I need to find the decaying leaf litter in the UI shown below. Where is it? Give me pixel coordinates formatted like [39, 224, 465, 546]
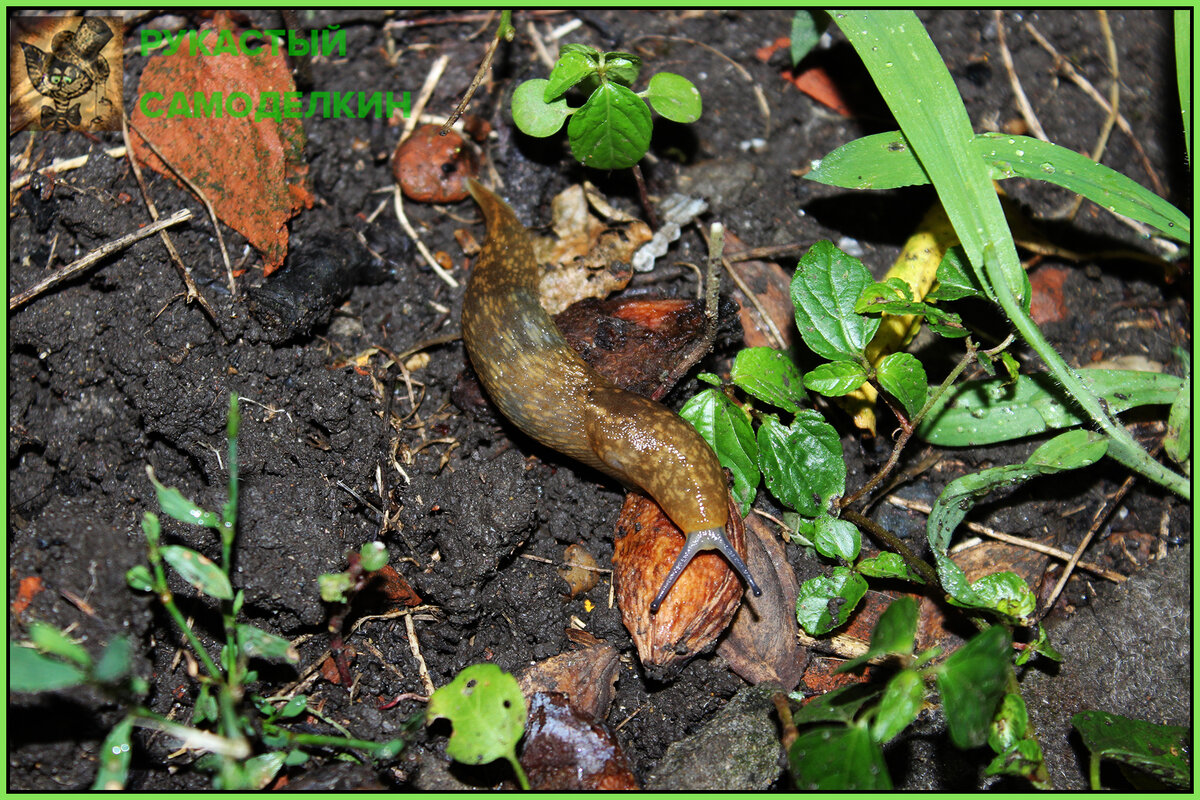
[7, 9, 1190, 791]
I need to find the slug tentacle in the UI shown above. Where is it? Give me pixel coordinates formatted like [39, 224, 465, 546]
[462, 177, 759, 613]
[649, 528, 763, 613]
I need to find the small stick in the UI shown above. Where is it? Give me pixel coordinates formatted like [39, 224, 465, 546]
[887, 496, 1126, 583]
[393, 186, 460, 287]
[9, 147, 127, 192]
[442, 11, 513, 135]
[405, 613, 436, 696]
[397, 53, 449, 147]
[9, 208, 193, 311]
[994, 10, 1049, 142]
[127, 120, 235, 295]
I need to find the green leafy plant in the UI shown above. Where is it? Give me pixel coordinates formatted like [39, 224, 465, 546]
[783, 598, 1048, 789]
[426, 663, 530, 789]
[511, 43, 702, 170]
[1072, 710, 1191, 789]
[11, 395, 404, 789]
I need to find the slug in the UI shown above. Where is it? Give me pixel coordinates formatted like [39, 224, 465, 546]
[461, 178, 761, 612]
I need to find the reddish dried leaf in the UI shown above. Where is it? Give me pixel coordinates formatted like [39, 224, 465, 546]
[782, 65, 853, 117]
[369, 565, 422, 607]
[521, 693, 639, 790]
[393, 124, 479, 203]
[1029, 265, 1070, 325]
[130, 13, 313, 274]
[717, 515, 808, 691]
[613, 491, 746, 681]
[517, 638, 621, 720]
[754, 36, 791, 63]
[11, 575, 44, 616]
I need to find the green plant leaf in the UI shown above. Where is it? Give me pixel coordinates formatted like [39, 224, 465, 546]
[974, 133, 1189, 244]
[807, 131, 927, 190]
[791, 240, 881, 362]
[195, 683, 218, 725]
[680, 388, 760, 515]
[1164, 382, 1191, 466]
[359, 541, 389, 573]
[855, 278, 968, 338]
[279, 694, 309, 719]
[959, 572, 1037, 625]
[875, 352, 927, 418]
[544, 49, 596, 101]
[141, 511, 161, 547]
[318, 572, 355, 604]
[511, 78, 572, 138]
[731, 347, 807, 413]
[1016, 624, 1062, 667]
[836, 596, 918, 673]
[918, 369, 1184, 446]
[1072, 710, 1191, 789]
[804, 361, 868, 397]
[812, 514, 860, 561]
[237, 624, 299, 664]
[872, 669, 925, 745]
[427, 664, 528, 788]
[125, 564, 154, 592]
[160, 545, 234, 600]
[567, 81, 652, 170]
[91, 715, 135, 790]
[284, 749, 310, 766]
[855, 551, 925, 583]
[1175, 11, 1191, 164]
[790, 10, 830, 66]
[28, 620, 92, 668]
[599, 50, 641, 86]
[146, 467, 221, 528]
[789, 683, 880, 724]
[93, 635, 133, 684]
[10, 641, 87, 691]
[241, 752, 287, 790]
[645, 72, 702, 123]
[788, 724, 892, 790]
[927, 246, 986, 302]
[796, 566, 867, 635]
[756, 412, 846, 518]
[936, 625, 1011, 749]
[986, 693, 1049, 787]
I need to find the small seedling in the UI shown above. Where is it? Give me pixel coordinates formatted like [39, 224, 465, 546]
[511, 43, 702, 170]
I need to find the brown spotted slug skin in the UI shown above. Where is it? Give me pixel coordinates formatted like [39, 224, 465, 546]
[462, 178, 761, 612]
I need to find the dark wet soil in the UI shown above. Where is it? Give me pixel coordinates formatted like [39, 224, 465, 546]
[8, 9, 1191, 791]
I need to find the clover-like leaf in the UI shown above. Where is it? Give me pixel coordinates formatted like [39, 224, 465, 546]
[512, 78, 572, 138]
[757, 412, 845, 518]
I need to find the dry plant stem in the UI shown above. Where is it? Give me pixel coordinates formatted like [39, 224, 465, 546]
[441, 11, 512, 134]
[1023, 20, 1166, 199]
[710, 232, 788, 351]
[127, 120, 235, 295]
[1038, 455, 1146, 620]
[397, 53, 448, 147]
[725, 241, 811, 263]
[9, 146, 126, 192]
[405, 613, 436, 696]
[773, 691, 798, 753]
[9, 208, 193, 311]
[887, 496, 1127, 583]
[994, 10, 1049, 142]
[842, 508, 939, 588]
[393, 186, 460, 288]
[1060, 11, 1120, 222]
[630, 163, 660, 230]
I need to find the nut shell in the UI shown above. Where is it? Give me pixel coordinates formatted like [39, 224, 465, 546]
[613, 491, 747, 681]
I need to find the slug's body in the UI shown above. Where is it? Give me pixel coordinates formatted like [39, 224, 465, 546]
[462, 179, 760, 611]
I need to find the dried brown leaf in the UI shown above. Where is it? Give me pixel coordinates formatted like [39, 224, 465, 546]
[517, 638, 620, 720]
[521, 692, 639, 790]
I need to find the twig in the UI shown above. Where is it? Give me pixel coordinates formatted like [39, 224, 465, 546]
[1023, 20, 1166, 199]
[9, 208, 193, 311]
[9, 146, 126, 192]
[443, 11, 513, 134]
[525, 19, 557, 70]
[1038, 458, 1146, 619]
[887, 496, 1127, 583]
[994, 10, 1049, 141]
[405, 613, 436, 696]
[842, 508, 940, 589]
[520, 553, 613, 575]
[708, 230, 789, 352]
[1059, 11, 1120, 222]
[393, 186, 460, 288]
[126, 120, 235, 295]
[397, 52, 449, 147]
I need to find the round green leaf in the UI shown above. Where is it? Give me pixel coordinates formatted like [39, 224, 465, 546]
[788, 724, 891, 789]
[318, 572, 354, 603]
[160, 545, 233, 600]
[855, 552, 925, 583]
[813, 514, 860, 561]
[567, 81, 652, 169]
[126, 565, 154, 592]
[359, 541, 389, 573]
[511, 79, 571, 138]
[805, 360, 868, 396]
[731, 347, 807, 412]
[936, 625, 1011, 749]
[796, 566, 867, 635]
[427, 664, 527, 768]
[876, 352, 928, 418]
[646, 72, 702, 123]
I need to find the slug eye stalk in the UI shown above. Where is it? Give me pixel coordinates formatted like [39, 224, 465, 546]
[649, 527, 763, 613]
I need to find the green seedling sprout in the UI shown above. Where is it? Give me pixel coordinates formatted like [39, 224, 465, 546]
[511, 43, 702, 171]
